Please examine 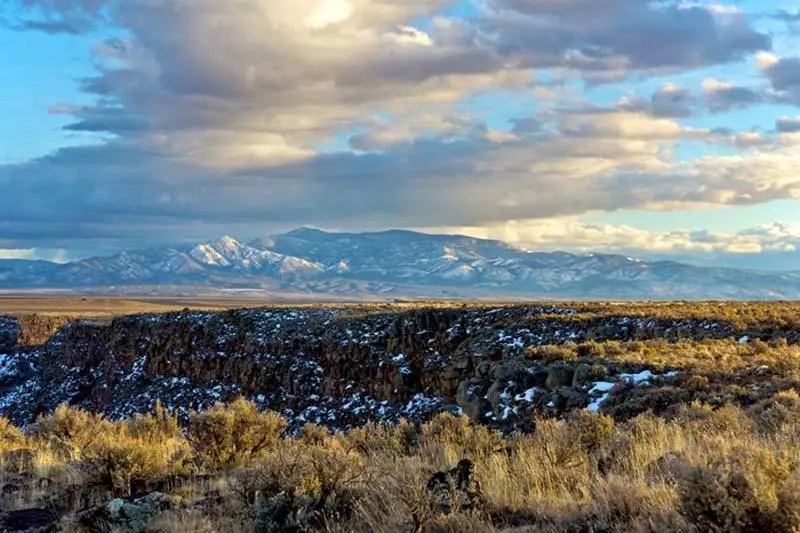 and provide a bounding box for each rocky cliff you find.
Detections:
[1,304,799,432]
